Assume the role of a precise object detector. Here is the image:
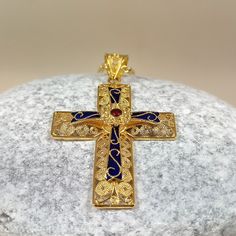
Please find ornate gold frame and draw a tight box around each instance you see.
[51,53,177,209]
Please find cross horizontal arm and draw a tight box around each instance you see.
[126,112,176,140]
[51,111,104,140]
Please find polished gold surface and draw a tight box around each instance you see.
[51,53,176,208]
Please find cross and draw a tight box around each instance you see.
[51,53,177,209]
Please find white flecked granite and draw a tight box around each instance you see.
[0,74,236,236]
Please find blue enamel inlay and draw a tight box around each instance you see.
[131,111,160,123]
[106,125,122,181]
[71,111,100,123]
[109,88,121,103]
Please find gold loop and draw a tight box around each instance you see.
[99,53,134,84]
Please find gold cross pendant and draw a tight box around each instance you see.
[51,53,177,209]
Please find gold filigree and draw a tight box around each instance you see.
[98,84,131,126]
[121,156,131,168]
[95,181,113,196]
[51,53,177,209]
[99,53,134,83]
[132,111,159,122]
[121,168,133,183]
[53,112,73,126]
[93,132,134,208]
[59,122,75,136]
[127,123,175,139]
[75,125,90,136]
[125,112,176,140]
[110,195,120,205]
[95,168,107,181]
[106,148,122,180]
[117,182,133,197]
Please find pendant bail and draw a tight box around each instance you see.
[99,53,134,84]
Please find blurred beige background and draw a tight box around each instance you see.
[0,0,235,106]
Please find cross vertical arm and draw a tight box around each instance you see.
[93,126,134,208]
[92,82,135,208]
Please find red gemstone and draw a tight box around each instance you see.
[111,108,122,117]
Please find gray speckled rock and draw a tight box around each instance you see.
[0,74,236,236]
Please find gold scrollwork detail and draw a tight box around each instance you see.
[121,168,132,183]
[95,168,107,181]
[117,182,133,197]
[59,122,75,136]
[99,53,134,83]
[96,158,106,169]
[106,148,122,180]
[121,156,131,169]
[98,84,131,126]
[128,123,175,138]
[75,125,90,136]
[95,181,113,196]
[53,112,73,126]
[94,131,134,207]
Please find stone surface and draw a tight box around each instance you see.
[0,74,236,236]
